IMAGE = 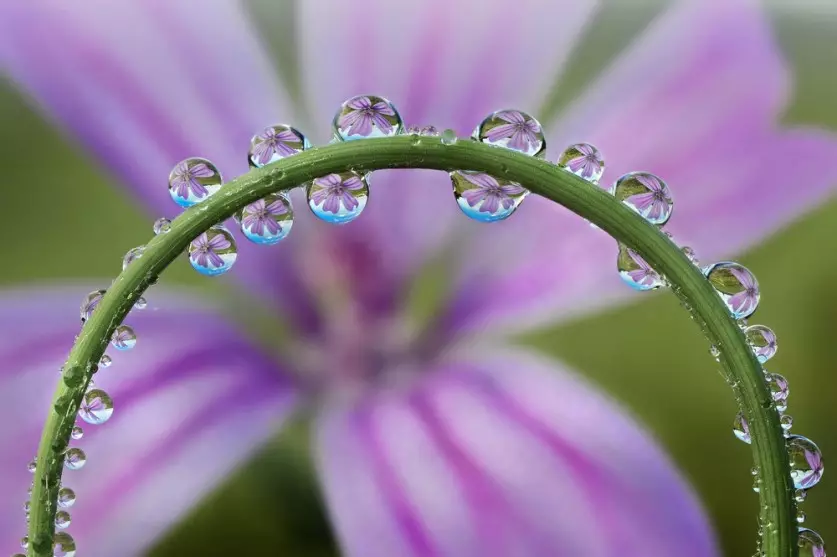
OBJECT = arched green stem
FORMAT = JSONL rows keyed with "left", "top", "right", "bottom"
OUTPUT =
{"left": 28, "top": 136, "right": 795, "bottom": 557}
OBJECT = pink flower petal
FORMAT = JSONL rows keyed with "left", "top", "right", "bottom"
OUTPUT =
{"left": 0, "top": 287, "right": 297, "bottom": 556}
{"left": 314, "top": 346, "right": 717, "bottom": 557}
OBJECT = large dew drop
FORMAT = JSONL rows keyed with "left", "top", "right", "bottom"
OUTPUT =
{"left": 333, "top": 95, "right": 403, "bottom": 140}
{"left": 64, "top": 448, "right": 86, "bottom": 471}
{"left": 168, "top": 157, "right": 223, "bottom": 208}
{"left": 612, "top": 172, "right": 673, "bottom": 225}
{"left": 557, "top": 143, "right": 605, "bottom": 183}
{"left": 704, "top": 262, "right": 760, "bottom": 320}
{"left": 55, "top": 510, "right": 71, "bottom": 529}
{"left": 53, "top": 531, "right": 77, "bottom": 557}
{"left": 111, "top": 325, "right": 137, "bottom": 351}
{"left": 733, "top": 411, "right": 751, "bottom": 444}
{"left": 80, "top": 289, "right": 106, "bottom": 323}
{"left": 78, "top": 389, "right": 114, "bottom": 425}
{"left": 617, "top": 243, "right": 664, "bottom": 290}
{"left": 744, "top": 325, "right": 777, "bottom": 363}
{"left": 122, "top": 246, "right": 145, "bottom": 270}
{"left": 188, "top": 227, "right": 238, "bottom": 276}
{"left": 788, "top": 435, "right": 825, "bottom": 490}
{"left": 248, "top": 124, "right": 309, "bottom": 167}
{"left": 57, "top": 487, "right": 76, "bottom": 508}
{"left": 797, "top": 528, "right": 826, "bottom": 557}
{"left": 473, "top": 109, "right": 546, "bottom": 158}
{"left": 451, "top": 171, "right": 527, "bottom": 222}
{"left": 307, "top": 172, "right": 369, "bottom": 224}
{"left": 237, "top": 193, "right": 294, "bottom": 245}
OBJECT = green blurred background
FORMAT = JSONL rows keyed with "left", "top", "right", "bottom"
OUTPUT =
{"left": 2, "top": 0, "right": 836, "bottom": 555}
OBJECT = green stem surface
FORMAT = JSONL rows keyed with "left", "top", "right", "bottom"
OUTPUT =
{"left": 28, "top": 136, "right": 795, "bottom": 556}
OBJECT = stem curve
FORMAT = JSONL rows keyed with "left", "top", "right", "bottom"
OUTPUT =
{"left": 27, "top": 136, "right": 795, "bottom": 556}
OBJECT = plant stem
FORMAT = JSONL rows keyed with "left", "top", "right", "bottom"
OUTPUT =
{"left": 28, "top": 135, "right": 795, "bottom": 556}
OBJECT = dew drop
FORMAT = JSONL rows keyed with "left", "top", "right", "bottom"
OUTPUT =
{"left": 307, "top": 172, "right": 369, "bottom": 224}
{"left": 122, "top": 245, "right": 145, "bottom": 270}
{"left": 788, "top": 435, "right": 824, "bottom": 490}
{"left": 248, "top": 124, "right": 309, "bottom": 168}
{"left": 681, "top": 246, "right": 699, "bottom": 266}
{"left": 744, "top": 325, "right": 777, "bottom": 364}
{"left": 54, "top": 510, "right": 71, "bottom": 529}
{"left": 440, "top": 129, "right": 457, "bottom": 145}
{"left": 781, "top": 414, "right": 794, "bottom": 433}
{"left": 420, "top": 125, "right": 439, "bottom": 136}
{"left": 53, "top": 531, "right": 76, "bottom": 557}
{"left": 99, "top": 354, "right": 112, "bottom": 368}
{"left": 57, "top": 487, "right": 76, "bottom": 508}
{"left": 796, "top": 510, "right": 806, "bottom": 524}
{"left": 611, "top": 172, "right": 673, "bottom": 225}
{"left": 23, "top": 501, "right": 30, "bottom": 512}
{"left": 63, "top": 448, "right": 86, "bottom": 471}
{"left": 710, "top": 345, "right": 721, "bottom": 361}
{"left": 168, "top": 157, "right": 223, "bottom": 208}
{"left": 733, "top": 411, "right": 751, "bottom": 444}
{"left": 450, "top": 170, "right": 527, "bottom": 222}
{"left": 70, "top": 426, "right": 84, "bottom": 440}
{"left": 134, "top": 297, "right": 148, "bottom": 310}
{"left": 78, "top": 389, "right": 114, "bottom": 425}
{"left": 27, "top": 459, "right": 36, "bottom": 473}
{"left": 556, "top": 142, "right": 604, "bottom": 183}
{"left": 80, "top": 289, "right": 106, "bottom": 323}
{"left": 153, "top": 217, "right": 172, "bottom": 235}
{"left": 237, "top": 193, "right": 294, "bottom": 245}
{"left": 617, "top": 243, "right": 664, "bottom": 290}
{"left": 188, "top": 227, "right": 238, "bottom": 276}
{"left": 795, "top": 489, "right": 808, "bottom": 503}
{"left": 473, "top": 109, "right": 546, "bottom": 158}
{"left": 798, "top": 528, "right": 826, "bottom": 557}
{"left": 765, "top": 372, "right": 789, "bottom": 411}
{"left": 332, "top": 95, "right": 403, "bottom": 140}
{"left": 704, "top": 262, "right": 760, "bottom": 320}
{"left": 12, "top": 553, "right": 25, "bottom": 557}
{"left": 111, "top": 325, "right": 137, "bottom": 351}
{"left": 20, "top": 536, "right": 28, "bottom": 549}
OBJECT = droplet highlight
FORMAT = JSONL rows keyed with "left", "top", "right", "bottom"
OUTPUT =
{"left": 612, "top": 172, "right": 673, "bottom": 225}
{"left": 78, "top": 389, "right": 114, "bottom": 425}
{"left": 557, "top": 143, "right": 604, "bottom": 183}
{"left": 168, "top": 157, "right": 223, "bottom": 208}
{"left": 617, "top": 243, "right": 664, "bottom": 290}
{"left": 188, "top": 227, "right": 238, "bottom": 276}
{"left": 704, "top": 262, "right": 760, "bottom": 319}
{"left": 238, "top": 193, "right": 294, "bottom": 245}
{"left": 333, "top": 95, "right": 403, "bottom": 140}
{"left": 307, "top": 172, "right": 369, "bottom": 224}
{"left": 473, "top": 109, "right": 546, "bottom": 158}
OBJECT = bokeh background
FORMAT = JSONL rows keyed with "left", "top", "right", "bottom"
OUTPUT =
{"left": 1, "top": 0, "right": 836, "bottom": 555}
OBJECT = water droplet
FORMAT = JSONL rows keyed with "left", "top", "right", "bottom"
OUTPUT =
{"left": 798, "top": 528, "right": 826, "bottom": 557}
{"left": 307, "top": 172, "right": 369, "bottom": 224}
{"left": 556, "top": 142, "right": 604, "bottom": 183}
{"left": 99, "top": 354, "right": 112, "bottom": 368}
{"left": 744, "top": 325, "right": 777, "bottom": 364}
{"left": 57, "top": 487, "right": 76, "bottom": 508}
{"left": 473, "top": 109, "right": 546, "bottom": 158}
{"left": 27, "top": 459, "right": 36, "bottom": 473}
{"left": 617, "top": 243, "right": 664, "bottom": 290}
{"left": 751, "top": 466, "right": 760, "bottom": 476}
{"left": 78, "top": 389, "right": 114, "bottom": 425}
{"left": 20, "top": 536, "right": 28, "bottom": 549}
{"left": 450, "top": 170, "right": 527, "bottom": 222}
{"left": 55, "top": 510, "right": 71, "bottom": 529}
{"left": 765, "top": 372, "right": 789, "bottom": 411}
{"left": 111, "top": 325, "right": 137, "bottom": 351}
{"left": 70, "top": 426, "right": 84, "bottom": 440}
{"left": 788, "top": 435, "right": 824, "bottom": 490}
{"left": 796, "top": 510, "right": 807, "bottom": 524}
{"left": 153, "top": 217, "right": 172, "bottom": 235}
{"left": 440, "top": 129, "right": 457, "bottom": 145}
{"left": 122, "top": 246, "right": 145, "bottom": 270}
{"left": 248, "top": 124, "right": 309, "bottom": 167}
{"left": 80, "top": 289, "right": 106, "bottom": 322}
{"left": 781, "top": 414, "right": 794, "bottom": 433}
{"left": 134, "top": 297, "right": 148, "bottom": 310}
{"left": 611, "top": 172, "right": 673, "bottom": 225}
{"left": 64, "top": 448, "right": 86, "bottom": 470}
{"left": 168, "top": 157, "right": 223, "bottom": 208}
{"left": 420, "top": 125, "right": 439, "bottom": 136}
{"left": 733, "top": 412, "right": 751, "bottom": 444}
{"left": 237, "top": 193, "right": 294, "bottom": 245}
{"left": 333, "top": 95, "right": 403, "bottom": 140}
{"left": 753, "top": 476, "right": 761, "bottom": 492}
{"left": 23, "top": 501, "right": 30, "bottom": 512}
{"left": 795, "top": 489, "right": 807, "bottom": 503}
{"left": 710, "top": 345, "right": 721, "bottom": 361}
{"left": 53, "top": 531, "right": 76, "bottom": 557}
{"left": 12, "top": 553, "right": 25, "bottom": 557}
{"left": 704, "top": 262, "right": 760, "bottom": 319}
{"left": 188, "top": 227, "right": 238, "bottom": 276}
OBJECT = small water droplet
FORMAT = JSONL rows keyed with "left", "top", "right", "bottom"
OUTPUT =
{"left": 744, "top": 325, "right": 777, "bottom": 364}
{"left": 440, "top": 129, "right": 457, "bottom": 145}
{"left": 420, "top": 125, "right": 439, "bottom": 136}
{"left": 788, "top": 435, "right": 824, "bottom": 490}
{"left": 796, "top": 510, "right": 806, "bottom": 524}
{"left": 27, "top": 459, "right": 36, "bottom": 473}
{"left": 797, "top": 528, "right": 826, "bottom": 557}
{"left": 134, "top": 297, "right": 148, "bottom": 310}
{"left": 733, "top": 412, "right": 751, "bottom": 444}
{"left": 168, "top": 157, "right": 224, "bottom": 208}
{"left": 99, "top": 354, "right": 112, "bottom": 368}
{"left": 248, "top": 124, "right": 309, "bottom": 168}
{"left": 753, "top": 477, "right": 761, "bottom": 492}
{"left": 111, "top": 325, "right": 137, "bottom": 351}
{"left": 332, "top": 95, "right": 403, "bottom": 140}
{"left": 53, "top": 531, "right": 76, "bottom": 557}
{"left": 55, "top": 510, "right": 71, "bottom": 529}
{"left": 450, "top": 170, "right": 527, "bottom": 222}
{"left": 704, "top": 262, "right": 760, "bottom": 320}
{"left": 473, "top": 109, "right": 546, "bottom": 158}
{"left": 781, "top": 414, "right": 794, "bottom": 433}
{"left": 80, "top": 289, "right": 106, "bottom": 323}
{"left": 20, "top": 536, "right": 28, "bottom": 549}
{"left": 765, "top": 372, "right": 789, "bottom": 411}
{"left": 57, "top": 487, "right": 76, "bottom": 508}
{"left": 611, "top": 172, "right": 673, "bottom": 225}
{"left": 617, "top": 243, "right": 664, "bottom": 290}
{"left": 556, "top": 142, "right": 604, "bottom": 183}
{"left": 681, "top": 246, "right": 699, "bottom": 266}
{"left": 710, "top": 345, "right": 721, "bottom": 361}
{"left": 237, "top": 193, "right": 294, "bottom": 244}
{"left": 188, "top": 227, "right": 238, "bottom": 275}
{"left": 64, "top": 448, "right": 86, "bottom": 470}
{"left": 70, "top": 426, "right": 84, "bottom": 440}
{"left": 23, "top": 501, "right": 30, "bottom": 512}
{"left": 751, "top": 466, "right": 760, "bottom": 476}
{"left": 122, "top": 245, "right": 145, "bottom": 270}
{"left": 153, "top": 217, "right": 172, "bottom": 235}
{"left": 307, "top": 172, "right": 369, "bottom": 224}
{"left": 795, "top": 489, "right": 807, "bottom": 503}
{"left": 78, "top": 389, "right": 114, "bottom": 425}
{"left": 12, "top": 553, "right": 25, "bottom": 557}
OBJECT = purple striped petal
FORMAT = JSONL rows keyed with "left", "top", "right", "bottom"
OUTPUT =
{"left": 315, "top": 346, "right": 716, "bottom": 557}
{"left": 442, "top": 0, "right": 837, "bottom": 335}
{"left": 0, "top": 286, "right": 297, "bottom": 557}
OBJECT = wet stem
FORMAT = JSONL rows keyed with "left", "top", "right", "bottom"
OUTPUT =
{"left": 28, "top": 137, "right": 797, "bottom": 557}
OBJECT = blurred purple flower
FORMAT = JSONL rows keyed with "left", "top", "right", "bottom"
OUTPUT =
{"left": 460, "top": 173, "right": 526, "bottom": 214}
{"left": 485, "top": 110, "right": 542, "bottom": 152}
{"left": 2, "top": 0, "right": 837, "bottom": 556}
{"left": 310, "top": 174, "right": 364, "bottom": 214}
{"left": 189, "top": 231, "right": 231, "bottom": 269}
{"left": 338, "top": 96, "right": 396, "bottom": 136}
{"left": 241, "top": 198, "right": 287, "bottom": 236}
{"left": 170, "top": 160, "right": 212, "bottom": 200}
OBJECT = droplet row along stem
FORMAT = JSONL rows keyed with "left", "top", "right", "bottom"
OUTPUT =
{"left": 26, "top": 136, "right": 795, "bottom": 557}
